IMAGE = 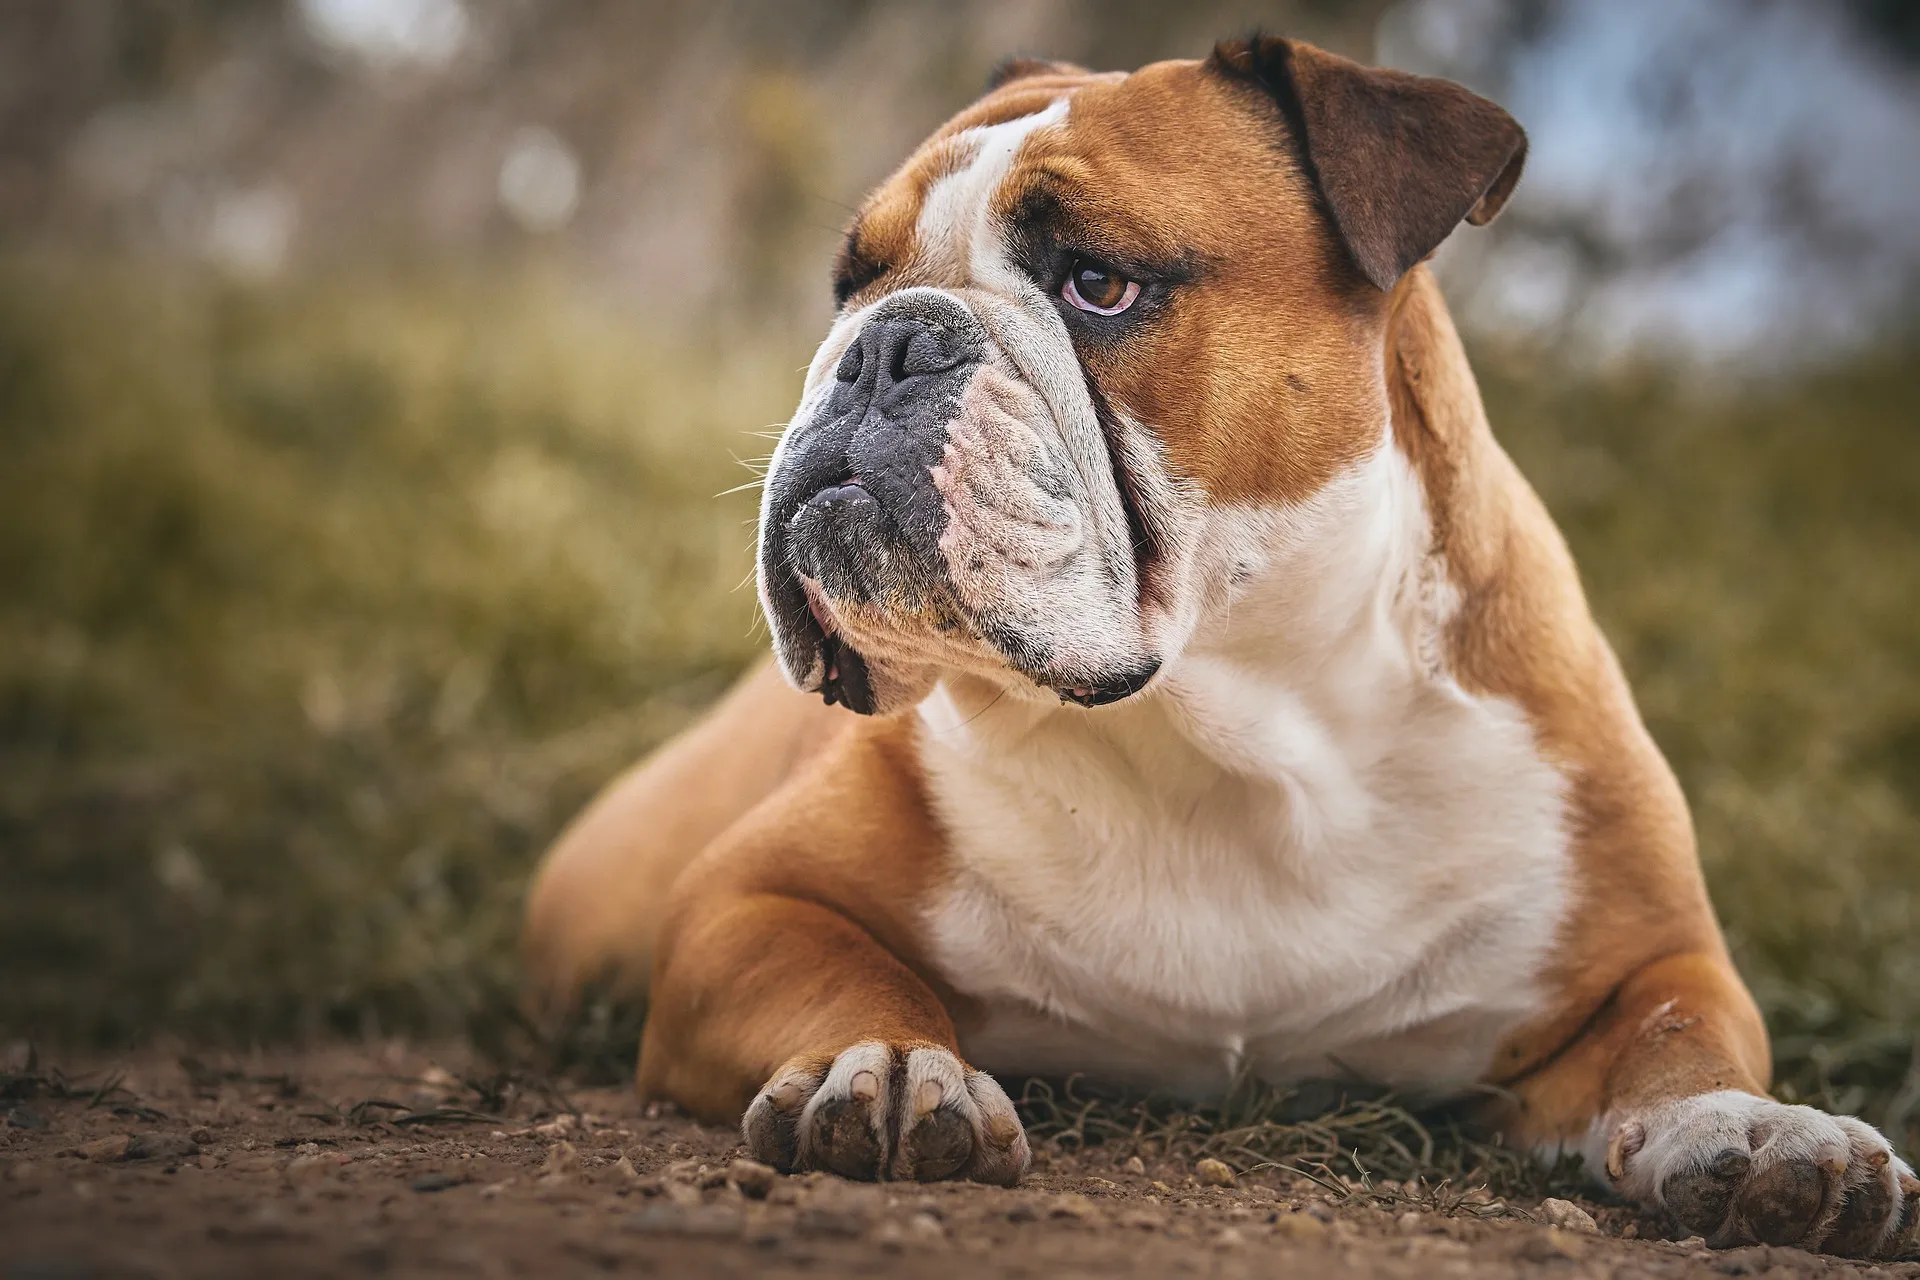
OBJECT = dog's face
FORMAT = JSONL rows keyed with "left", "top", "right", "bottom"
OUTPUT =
{"left": 758, "top": 38, "right": 1525, "bottom": 714}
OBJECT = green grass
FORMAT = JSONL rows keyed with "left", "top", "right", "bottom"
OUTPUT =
{"left": 0, "top": 257, "right": 772, "bottom": 1049}
{"left": 0, "top": 258, "right": 1915, "bottom": 1159}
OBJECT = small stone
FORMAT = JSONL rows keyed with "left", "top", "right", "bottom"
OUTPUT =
{"left": 1118, "top": 1208, "right": 1165, "bottom": 1231}
{"left": 797, "top": 1206, "right": 872, "bottom": 1238}
{"left": 1396, "top": 1210, "right": 1425, "bottom": 1231}
{"left": 1122, "top": 1155, "right": 1147, "bottom": 1176}
{"left": 611, "top": 1155, "right": 641, "bottom": 1183}
{"left": 1538, "top": 1197, "right": 1599, "bottom": 1233}
{"left": 540, "top": 1140, "right": 578, "bottom": 1178}
{"left": 479, "top": 1178, "right": 514, "bottom": 1198}
{"left": 188, "top": 1127, "right": 214, "bottom": 1145}
{"left": 1521, "top": 1226, "right": 1587, "bottom": 1261}
{"left": 1195, "top": 1157, "right": 1235, "bottom": 1187}
{"left": 5, "top": 1106, "right": 48, "bottom": 1131}
{"left": 728, "top": 1158, "right": 777, "bottom": 1199}
{"left": 624, "top": 1202, "right": 744, "bottom": 1239}
{"left": 127, "top": 1133, "right": 200, "bottom": 1162}
{"left": 531, "top": 1114, "right": 578, "bottom": 1139}
{"left": 1006, "top": 1201, "right": 1038, "bottom": 1223}
{"left": 1273, "top": 1211, "right": 1328, "bottom": 1243}
{"left": 696, "top": 1164, "right": 729, "bottom": 1190}
{"left": 1215, "top": 1226, "right": 1247, "bottom": 1248}
{"left": 1048, "top": 1193, "right": 1094, "bottom": 1220}
{"left": 79, "top": 1135, "right": 131, "bottom": 1163}
{"left": 411, "top": 1172, "right": 462, "bottom": 1193}
{"left": 904, "top": 1212, "right": 945, "bottom": 1243}
{"left": 285, "top": 1155, "right": 338, "bottom": 1184}
{"left": 1149, "top": 1180, "right": 1174, "bottom": 1194}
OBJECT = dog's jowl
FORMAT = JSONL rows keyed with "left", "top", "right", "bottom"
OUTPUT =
{"left": 524, "top": 36, "right": 1918, "bottom": 1257}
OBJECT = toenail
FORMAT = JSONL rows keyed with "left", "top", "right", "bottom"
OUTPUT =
{"left": 984, "top": 1114, "right": 1020, "bottom": 1148}
{"left": 915, "top": 1080, "right": 943, "bottom": 1116}
{"left": 770, "top": 1081, "right": 804, "bottom": 1110}
{"left": 850, "top": 1070, "right": 880, "bottom": 1101}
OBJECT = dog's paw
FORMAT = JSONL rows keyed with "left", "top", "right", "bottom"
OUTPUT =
{"left": 1601, "top": 1090, "right": 1919, "bottom": 1257}
{"left": 741, "top": 1041, "right": 1030, "bottom": 1185}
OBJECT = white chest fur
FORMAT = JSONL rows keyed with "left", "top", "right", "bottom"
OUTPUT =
{"left": 916, "top": 444, "right": 1570, "bottom": 1100}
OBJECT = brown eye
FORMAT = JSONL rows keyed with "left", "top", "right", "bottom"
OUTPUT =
{"left": 1062, "top": 258, "right": 1140, "bottom": 315}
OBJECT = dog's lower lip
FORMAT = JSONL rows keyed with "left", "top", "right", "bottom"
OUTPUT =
{"left": 1055, "top": 661, "right": 1161, "bottom": 707}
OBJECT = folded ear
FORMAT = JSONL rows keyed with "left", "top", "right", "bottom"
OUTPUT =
{"left": 986, "top": 55, "right": 1091, "bottom": 92}
{"left": 1208, "top": 35, "right": 1527, "bottom": 292}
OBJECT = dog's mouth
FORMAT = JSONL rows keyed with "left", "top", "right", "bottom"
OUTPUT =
{"left": 1054, "top": 661, "right": 1160, "bottom": 708}
{"left": 803, "top": 582, "right": 876, "bottom": 715}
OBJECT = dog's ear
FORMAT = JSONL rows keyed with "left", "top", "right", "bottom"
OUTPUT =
{"left": 1208, "top": 35, "right": 1526, "bottom": 292}
{"left": 987, "top": 55, "right": 1089, "bottom": 92}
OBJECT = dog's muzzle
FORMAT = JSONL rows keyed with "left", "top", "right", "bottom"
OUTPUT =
{"left": 760, "top": 293, "right": 987, "bottom": 713}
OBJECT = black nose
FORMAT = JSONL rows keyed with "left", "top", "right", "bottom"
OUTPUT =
{"left": 834, "top": 315, "right": 971, "bottom": 406}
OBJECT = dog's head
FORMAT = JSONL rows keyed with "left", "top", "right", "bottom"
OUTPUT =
{"left": 757, "top": 36, "right": 1525, "bottom": 715}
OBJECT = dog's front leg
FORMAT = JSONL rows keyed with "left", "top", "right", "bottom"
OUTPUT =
{"left": 1507, "top": 951, "right": 1917, "bottom": 1257}
{"left": 638, "top": 890, "right": 1029, "bottom": 1185}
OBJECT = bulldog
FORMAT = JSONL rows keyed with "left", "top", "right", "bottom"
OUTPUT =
{"left": 523, "top": 36, "right": 1918, "bottom": 1256}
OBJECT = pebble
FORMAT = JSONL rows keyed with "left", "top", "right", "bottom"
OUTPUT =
{"left": 728, "top": 1157, "right": 777, "bottom": 1199}
{"left": 127, "top": 1133, "right": 200, "bottom": 1162}
{"left": 531, "top": 1114, "right": 578, "bottom": 1139}
{"left": 540, "top": 1140, "right": 579, "bottom": 1178}
{"left": 1118, "top": 1208, "right": 1165, "bottom": 1231}
{"left": 1215, "top": 1226, "right": 1247, "bottom": 1249}
{"left": 5, "top": 1106, "right": 48, "bottom": 1131}
{"left": 411, "top": 1173, "right": 462, "bottom": 1193}
{"left": 1121, "top": 1155, "right": 1147, "bottom": 1176}
{"left": 1272, "top": 1211, "right": 1329, "bottom": 1243}
{"left": 1195, "top": 1157, "right": 1236, "bottom": 1187}
{"left": 1538, "top": 1197, "right": 1599, "bottom": 1233}
{"left": 79, "top": 1135, "right": 131, "bottom": 1163}
{"left": 1047, "top": 1193, "right": 1094, "bottom": 1220}
{"left": 904, "top": 1212, "right": 945, "bottom": 1243}
{"left": 285, "top": 1154, "right": 341, "bottom": 1184}
{"left": 797, "top": 1205, "right": 873, "bottom": 1238}
{"left": 624, "top": 1202, "right": 744, "bottom": 1239}
{"left": 611, "top": 1155, "right": 641, "bottom": 1183}
{"left": 1521, "top": 1226, "right": 1587, "bottom": 1261}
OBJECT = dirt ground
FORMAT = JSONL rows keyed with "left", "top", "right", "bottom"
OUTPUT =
{"left": 2, "top": 1045, "right": 1916, "bottom": 1280}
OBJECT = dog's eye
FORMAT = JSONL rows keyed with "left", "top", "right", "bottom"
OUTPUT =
{"left": 1062, "top": 259, "right": 1140, "bottom": 315}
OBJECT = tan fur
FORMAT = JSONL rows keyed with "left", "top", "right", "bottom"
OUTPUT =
{"left": 1378, "top": 268, "right": 1770, "bottom": 1139}
{"left": 522, "top": 659, "right": 850, "bottom": 1004}
{"left": 637, "top": 715, "right": 958, "bottom": 1120}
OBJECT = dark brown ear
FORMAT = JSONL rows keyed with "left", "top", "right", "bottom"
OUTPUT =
{"left": 1208, "top": 35, "right": 1526, "bottom": 291}
{"left": 986, "top": 55, "right": 1090, "bottom": 92}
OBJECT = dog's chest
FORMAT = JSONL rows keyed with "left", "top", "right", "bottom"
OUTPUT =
{"left": 916, "top": 664, "right": 1570, "bottom": 1100}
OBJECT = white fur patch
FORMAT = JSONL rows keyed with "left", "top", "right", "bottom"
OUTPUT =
{"left": 917, "top": 439, "right": 1572, "bottom": 1099}
{"left": 915, "top": 98, "right": 1069, "bottom": 288}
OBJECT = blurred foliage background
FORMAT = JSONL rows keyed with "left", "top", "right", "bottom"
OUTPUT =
{"left": 1, "top": 0, "right": 1917, "bottom": 1152}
